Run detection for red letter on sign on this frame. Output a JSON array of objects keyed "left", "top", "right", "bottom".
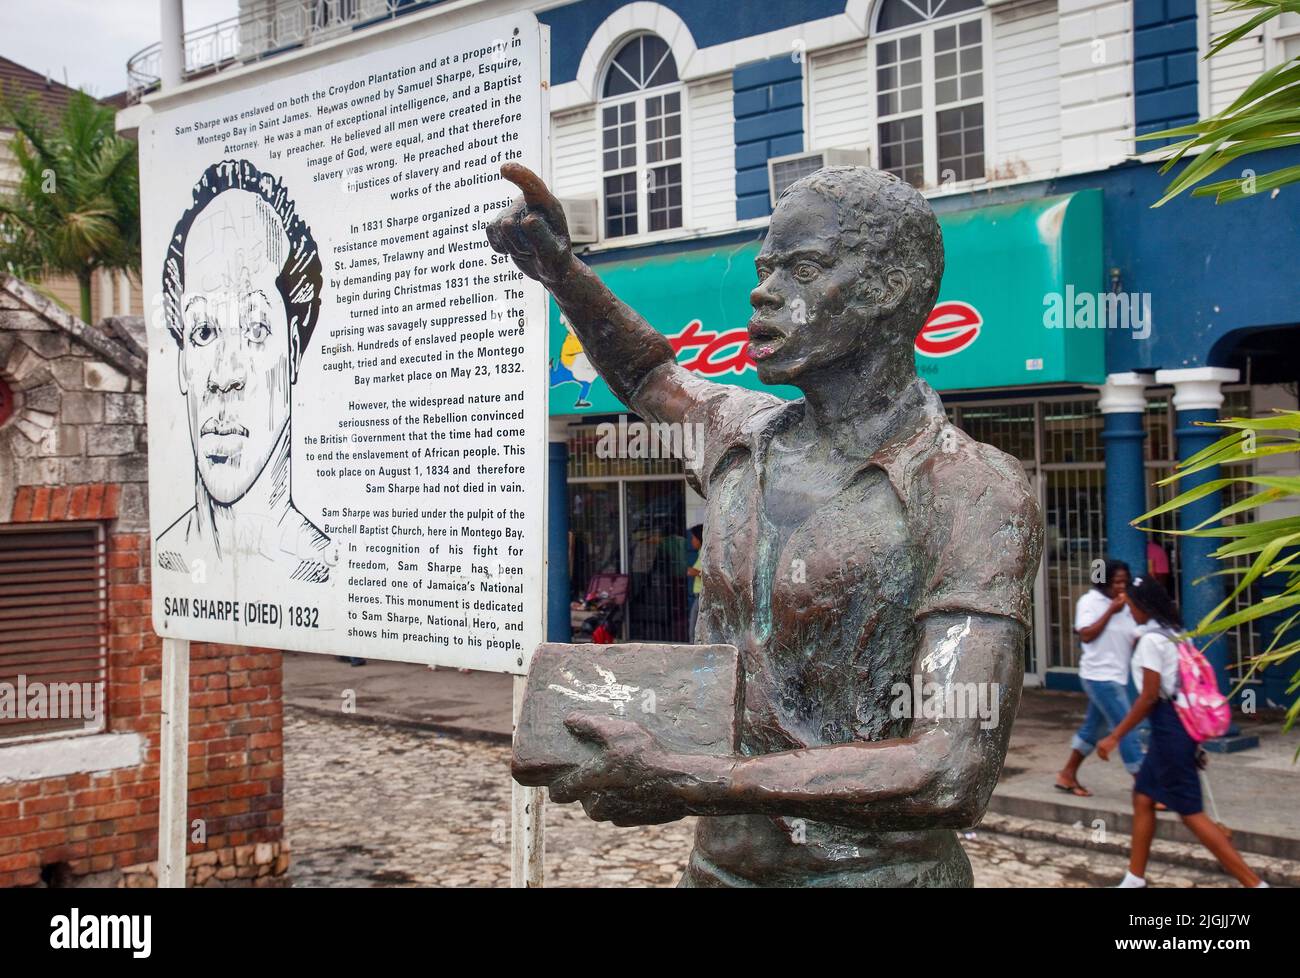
[
  {"left": 671, "top": 320, "right": 756, "bottom": 376},
  {"left": 915, "top": 301, "right": 982, "bottom": 358}
]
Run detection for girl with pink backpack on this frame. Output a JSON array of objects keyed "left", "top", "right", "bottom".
[{"left": 1097, "top": 575, "right": 1267, "bottom": 888}]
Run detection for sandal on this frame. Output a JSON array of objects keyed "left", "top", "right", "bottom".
[{"left": 1054, "top": 780, "right": 1092, "bottom": 798}]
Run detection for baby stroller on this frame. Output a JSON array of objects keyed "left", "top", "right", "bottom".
[{"left": 571, "top": 573, "right": 629, "bottom": 644}]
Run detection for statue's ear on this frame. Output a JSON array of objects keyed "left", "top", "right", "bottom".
[{"left": 881, "top": 267, "right": 911, "bottom": 312}]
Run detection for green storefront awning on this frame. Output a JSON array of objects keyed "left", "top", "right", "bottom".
[{"left": 548, "top": 189, "right": 1105, "bottom": 415}]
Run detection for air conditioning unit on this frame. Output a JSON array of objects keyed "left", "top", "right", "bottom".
[
  {"left": 559, "top": 196, "right": 599, "bottom": 244},
  {"left": 768, "top": 148, "right": 872, "bottom": 207}
]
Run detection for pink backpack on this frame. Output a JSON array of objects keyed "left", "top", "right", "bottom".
[{"left": 1172, "top": 637, "right": 1231, "bottom": 742}]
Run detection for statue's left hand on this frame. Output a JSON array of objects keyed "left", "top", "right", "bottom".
[{"left": 548, "top": 713, "right": 691, "bottom": 825}]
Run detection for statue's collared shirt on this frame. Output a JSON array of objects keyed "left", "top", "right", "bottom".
[{"left": 645, "top": 370, "right": 1040, "bottom": 885}]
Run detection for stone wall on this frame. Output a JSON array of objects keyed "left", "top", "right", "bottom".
[{"left": 0, "top": 279, "right": 288, "bottom": 887}]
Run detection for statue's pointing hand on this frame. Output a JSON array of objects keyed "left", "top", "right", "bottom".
[{"left": 486, "top": 163, "right": 572, "bottom": 288}]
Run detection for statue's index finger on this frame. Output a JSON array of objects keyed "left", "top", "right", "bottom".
[{"left": 500, "top": 162, "right": 558, "bottom": 210}]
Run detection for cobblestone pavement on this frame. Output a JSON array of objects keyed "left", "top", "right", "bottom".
[{"left": 284, "top": 707, "right": 1257, "bottom": 888}]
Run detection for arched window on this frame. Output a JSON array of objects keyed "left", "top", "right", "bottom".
[
  {"left": 873, "top": 0, "right": 986, "bottom": 188},
  {"left": 600, "top": 34, "right": 683, "bottom": 238}
]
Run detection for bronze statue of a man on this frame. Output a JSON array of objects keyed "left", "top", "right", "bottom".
[{"left": 488, "top": 162, "right": 1043, "bottom": 887}]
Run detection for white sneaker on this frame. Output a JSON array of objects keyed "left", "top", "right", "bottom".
[{"left": 1115, "top": 871, "right": 1147, "bottom": 888}]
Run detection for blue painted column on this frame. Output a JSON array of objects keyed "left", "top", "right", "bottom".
[
  {"left": 547, "top": 424, "right": 571, "bottom": 644},
  {"left": 732, "top": 56, "right": 805, "bottom": 220},
  {"left": 1099, "top": 372, "right": 1153, "bottom": 575},
  {"left": 1133, "top": 0, "right": 1201, "bottom": 144},
  {"left": 1155, "top": 367, "right": 1240, "bottom": 692}
]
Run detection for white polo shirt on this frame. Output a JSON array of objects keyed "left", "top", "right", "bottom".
[
  {"left": 1074, "top": 588, "right": 1138, "bottom": 684},
  {"left": 1132, "top": 626, "right": 1181, "bottom": 698}
]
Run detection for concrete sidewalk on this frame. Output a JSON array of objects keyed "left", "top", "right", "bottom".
[
  {"left": 992, "top": 689, "right": 1300, "bottom": 860},
  {"left": 283, "top": 653, "right": 1300, "bottom": 859}
]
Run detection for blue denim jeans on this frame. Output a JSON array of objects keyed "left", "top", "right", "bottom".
[{"left": 1072, "top": 678, "right": 1147, "bottom": 774}]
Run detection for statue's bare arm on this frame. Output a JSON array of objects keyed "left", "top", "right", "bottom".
[
  {"left": 485, "top": 163, "right": 700, "bottom": 423},
  {"left": 554, "top": 612, "right": 1024, "bottom": 831}
]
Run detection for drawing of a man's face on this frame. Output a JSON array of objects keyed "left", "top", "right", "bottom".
[{"left": 178, "top": 190, "right": 295, "bottom": 504}]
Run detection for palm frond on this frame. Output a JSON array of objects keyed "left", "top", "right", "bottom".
[{"left": 0, "top": 87, "right": 140, "bottom": 294}]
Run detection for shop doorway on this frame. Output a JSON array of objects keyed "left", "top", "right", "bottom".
[
  {"left": 625, "top": 481, "right": 691, "bottom": 642},
  {"left": 947, "top": 395, "right": 1107, "bottom": 685},
  {"left": 565, "top": 422, "right": 697, "bottom": 643}
]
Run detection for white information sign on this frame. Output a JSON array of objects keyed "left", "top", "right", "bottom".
[{"left": 140, "top": 13, "right": 549, "bottom": 673}]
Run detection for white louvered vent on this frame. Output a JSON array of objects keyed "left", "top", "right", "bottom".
[{"left": 559, "top": 197, "right": 599, "bottom": 243}]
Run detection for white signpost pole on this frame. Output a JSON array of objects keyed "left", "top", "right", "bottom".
[
  {"left": 511, "top": 675, "right": 545, "bottom": 887},
  {"left": 509, "top": 23, "right": 550, "bottom": 890},
  {"left": 158, "top": 637, "right": 190, "bottom": 888}
]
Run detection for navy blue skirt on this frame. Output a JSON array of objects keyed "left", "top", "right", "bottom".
[{"left": 1134, "top": 699, "right": 1203, "bottom": 815}]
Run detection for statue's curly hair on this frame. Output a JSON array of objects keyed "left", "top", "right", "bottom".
[
  {"left": 162, "top": 159, "right": 322, "bottom": 368},
  {"left": 777, "top": 165, "right": 944, "bottom": 345}
]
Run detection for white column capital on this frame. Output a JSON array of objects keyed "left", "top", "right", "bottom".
[
  {"left": 1096, "top": 371, "right": 1154, "bottom": 414},
  {"left": 1154, "top": 367, "right": 1240, "bottom": 412}
]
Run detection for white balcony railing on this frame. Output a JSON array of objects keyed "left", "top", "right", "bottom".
[{"left": 126, "top": 1, "right": 423, "bottom": 103}]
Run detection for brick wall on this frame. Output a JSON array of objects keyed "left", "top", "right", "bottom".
[
  {"left": 107, "top": 533, "right": 288, "bottom": 888},
  {"left": 0, "top": 534, "right": 287, "bottom": 886},
  {"left": 0, "top": 279, "right": 288, "bottom": 887}
]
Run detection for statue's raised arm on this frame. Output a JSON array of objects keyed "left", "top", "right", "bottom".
[{"left": 486, "top": 163, "right": 700, "bottom": 425}]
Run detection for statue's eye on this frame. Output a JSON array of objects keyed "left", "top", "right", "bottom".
[
  {"left": 188, "top": 320, "right": 217, "bottom": 347},
  {"left": 794, "top": 262, "right": 821, "bottom": 283},
  {"left": 756, "top": 267, "right": 771, "bottom": 282},
  {"left": 245, "top": 320, "right": 272, "bottom": 344}
]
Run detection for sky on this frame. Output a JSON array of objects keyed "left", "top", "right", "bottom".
[{"left": 4, "top": 0, "right": 238, "bottom": 98}]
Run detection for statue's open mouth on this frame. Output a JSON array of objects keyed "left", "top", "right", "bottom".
[{"left": 747, "top": 321, "right": 786, "bottom": 360}]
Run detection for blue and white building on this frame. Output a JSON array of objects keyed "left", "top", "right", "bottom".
[{"left": 124, "top": 0, "right": 1300, "bottom": 705}]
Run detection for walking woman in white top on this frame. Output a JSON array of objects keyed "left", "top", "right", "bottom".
[
  {"left": 1055, "top": 559, "right": 1144, "bottom": 797},
  {"left": 1098, "top": 576, "right": 1266, "bottom": 888}
]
